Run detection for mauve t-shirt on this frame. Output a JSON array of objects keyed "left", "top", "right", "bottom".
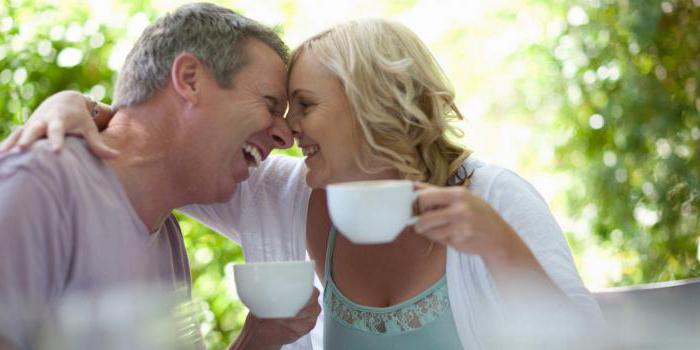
[{"left": 0, "top": 138, "right": 191, "bottom": 348}]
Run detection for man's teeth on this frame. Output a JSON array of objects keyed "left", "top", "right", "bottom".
[
  {"left": 242, "top": 144, "right": 262, "bottom": 166},
  {"left": 302, "top": 145, "right": 319, "bottom": 157}
]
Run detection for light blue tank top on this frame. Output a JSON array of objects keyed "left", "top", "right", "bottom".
[{"left": 323, "top": 226, "right": 463, "bottom": 349}]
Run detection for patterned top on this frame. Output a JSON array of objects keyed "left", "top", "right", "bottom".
[{"left": 322, "top": 226, "right": 462, "bottom": 349}]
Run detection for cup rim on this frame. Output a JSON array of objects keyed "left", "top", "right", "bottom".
[
  {"left": 233, "top": 260, "right": 314, "bottom": 268},
  {"left": 326, "top": 179, "right": 412, "bottom": 191}
]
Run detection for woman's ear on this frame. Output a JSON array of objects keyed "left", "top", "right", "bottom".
[{"left": 171, "top": 52, "right": 203, "bottom": 105}]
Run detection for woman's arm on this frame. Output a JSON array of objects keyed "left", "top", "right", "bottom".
[
  {"left": 413, "top": 174, "right": 597, "bottom": 319},
  {"left": 0, "top": 91, "right": 117, "bottom": 158}
]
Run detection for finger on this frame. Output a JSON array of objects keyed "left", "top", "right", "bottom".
[
  {"left": 297, "top": 288, "right": 320, "bottom": 309},
  {"left": 47, "top": 119, "right": 66, "bottom": 152},
  {"left": 414, "top": 208, "right": 452, "bottom": 234},
  {"left": 309, "top": 288, "right": 320, "bottom": 302},
  {"left": 306, "top": 289, "right": 321, "bottom": 309},
  {"left": 17, "top": 121, "right": 48, "bottom": 150},
  {"left": 413, "top": 181, "right": 433, "bottom": 191},
  {"left": 282, "top": 317, "right": 318, "bottom": 335},
  {"left": 418, "top": 225, "right": 454, "bottom": 243},
  {"left": 0, "top": 127, "right": 23, "bottom": 152},
  {"left": 295, "top": 299, "right": 321, "bottom": 319},
  {"left": 417, "top": 187, "right": 468, "bottom": 213},
  {"left": 304, "top": 300, "right": 322, "bottom": 319},
  {"left": 84, "top": 127, "right": 119, "bottom": 159}
]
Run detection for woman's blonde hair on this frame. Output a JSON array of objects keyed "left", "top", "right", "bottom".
[{"left": 290, "top": 19, "right": 471, "bottom": 186}]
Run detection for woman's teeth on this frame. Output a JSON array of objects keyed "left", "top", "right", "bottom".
[
  {"left": 242, "top": 143, "right": 262, "bottom": 167},
  {"left": 302, "top": 145, "right": 319, "bottom": 157}
]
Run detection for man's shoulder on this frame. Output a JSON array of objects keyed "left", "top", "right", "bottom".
[
  {"left": 0, "top": 137, "right": 108, "bottom": 184},
  {"left": 0, "top": 137, "right": 122, "bottom": 210}
]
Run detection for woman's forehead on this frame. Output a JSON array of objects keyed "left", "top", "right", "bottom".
[{"left": 289, "top": 55, "right": 340, "bottom": 92}]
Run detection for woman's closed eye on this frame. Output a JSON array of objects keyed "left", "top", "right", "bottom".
[
  {"left": 299, "top": 100, "right": 313, "bottom": 109},
  {"left": 296, "top": 99, "right": 317, "bottom": 115}
]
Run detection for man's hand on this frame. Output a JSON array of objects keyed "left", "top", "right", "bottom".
[
  {"left": 230, "top": 288, "right": 321, "bottom": 350},
  {"left": 0, "top": 91, "right": 117, "bottom": 158}
]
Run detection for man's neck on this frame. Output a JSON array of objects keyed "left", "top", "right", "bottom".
[{"left": 101, "top": 104, "right": 183, "bottom": 233}]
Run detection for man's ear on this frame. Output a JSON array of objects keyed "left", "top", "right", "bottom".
[{"left": 171, "top": 52, "right": 204, "bottom": 105}]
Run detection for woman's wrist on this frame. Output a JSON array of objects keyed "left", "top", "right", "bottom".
[{"left": 229, "top": 314, "right": 281, "bottom": 350}]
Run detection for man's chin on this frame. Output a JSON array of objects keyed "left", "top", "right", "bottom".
[
  {"left": 213, "top": 181, "right": 243, "bottom": 204},
  {"left": 233, "top": 168, "right": 250, "bottom": 183}
]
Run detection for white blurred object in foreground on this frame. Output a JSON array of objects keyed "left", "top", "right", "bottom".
[{"left": 35, "top": 284, "right": 204, "bottom": 350}]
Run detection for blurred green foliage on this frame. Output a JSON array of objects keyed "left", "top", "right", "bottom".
[{"left": 520, "top": 0, "right": 700, "bottom": 284}]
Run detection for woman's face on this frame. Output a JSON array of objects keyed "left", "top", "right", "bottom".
[{"left": 286, "top": 52, "right": 376, "bottom": 189}]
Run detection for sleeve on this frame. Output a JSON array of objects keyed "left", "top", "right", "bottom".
[
  {"left": 178, "top": 155, "right": 307, "bottom": 244},
  {"left": 0, "top": 169, "right": 71, "bottom": 348},
  {"left": 178, "top": 156, "right": 268, "bottom": 242},
  {"left": 178, "top": 187, "right": 247, "bottom": 242},
  {"left": 485, "top": 169, "right": 603, "bottom": 320}
]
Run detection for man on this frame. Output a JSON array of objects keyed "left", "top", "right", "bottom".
[{"left": 0, "top": 3, "right": 318, "bottom": 349}]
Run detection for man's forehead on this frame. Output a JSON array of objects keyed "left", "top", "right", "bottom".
[
  {"left": 238, "top": 66, "right": 287, "bottom": 97},
  {"left": 265, "top": 75, "right": 288, "bottom": 101},
  {"left": 234, "top": 41, "right": 288, "bottom": 101}
]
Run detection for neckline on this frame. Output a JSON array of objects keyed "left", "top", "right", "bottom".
[
  {"left": 327, "top": 272, "right": 447, "bottom": 313},
  {"left": 324, "top": 225, "right": 448, "bottom": 312}
]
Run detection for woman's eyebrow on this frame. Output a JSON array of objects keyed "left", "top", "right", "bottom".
[{"left": 290, "top": 88, "right": 313, "bottom": 99}]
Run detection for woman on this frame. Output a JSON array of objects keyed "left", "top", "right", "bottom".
[{"left": 2, "top": 19, "right": 601, "bottom": 349}]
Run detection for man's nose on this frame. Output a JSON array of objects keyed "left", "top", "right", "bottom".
[{"left": 268, "top": 116, "right": 293, "bottom": 149}]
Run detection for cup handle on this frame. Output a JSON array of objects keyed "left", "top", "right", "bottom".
[
  {"left": 407, "top": 190, "right": 420, "bottom": 226},
  {"left": 406, "top": 216, "right": 419, "bottom": 226}
]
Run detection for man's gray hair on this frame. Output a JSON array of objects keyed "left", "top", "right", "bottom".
[{"left": 113, "top": 2, "right": 288, "bottom": 109}]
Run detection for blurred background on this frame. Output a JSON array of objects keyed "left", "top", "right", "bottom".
[{"left": 1, "top": 0, "right": 698, "bottom": 348}]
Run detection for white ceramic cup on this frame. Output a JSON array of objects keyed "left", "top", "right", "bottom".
[
  {"left": 326, "top": 179, "right": 418, "bottom": 244},
  {"left": 233, "top": 261, "right": 314, "bottom": 318}
]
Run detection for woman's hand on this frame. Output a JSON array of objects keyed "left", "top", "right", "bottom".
[
  {"left": 413, "top": 182, "right": 574, "bottom": 310},
  {"left": 230, "top": 288, "right": 321, "bottom": 350},
  {"left": 0, "top": 91, "right": 117, "bottom": 158},
  {"left": 413, "top": 182, "right": 519, "bottom": 259}
]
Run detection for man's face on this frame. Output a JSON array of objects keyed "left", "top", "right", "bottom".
[{"left": 185, "top": 39, "right": 288, "bottom": 203}]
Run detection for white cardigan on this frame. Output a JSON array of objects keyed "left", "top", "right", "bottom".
[{"left": 182, "top": 155, "right": 602, "bottom": 349}]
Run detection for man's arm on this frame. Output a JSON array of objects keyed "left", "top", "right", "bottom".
[{"left": 0, "top": 166, "right": 70, "bottom": 348}]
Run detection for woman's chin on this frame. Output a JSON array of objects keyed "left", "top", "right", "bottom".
[{"left": 304, "top": 171, "right": 327, "bottom": 190}]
